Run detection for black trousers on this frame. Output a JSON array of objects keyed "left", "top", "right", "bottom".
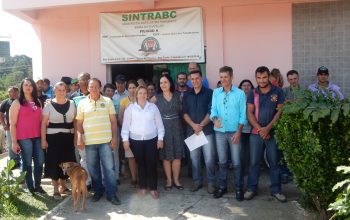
[{"left": 130, "top": 137, "right": 158, "bottom": 190}]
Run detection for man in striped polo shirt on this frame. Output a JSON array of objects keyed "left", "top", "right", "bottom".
[{"left": 76, "top": 78, "right": 120, "bottom": 205}]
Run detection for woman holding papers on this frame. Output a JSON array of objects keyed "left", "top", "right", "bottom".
[
  {"left": 151, "top": 74, "right": 184, "bottom": 191},
  {"left": 121, "top": 86, "right": 164, "bottom": 199}
]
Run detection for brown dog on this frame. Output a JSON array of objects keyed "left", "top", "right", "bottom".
[{"left": 60, "top": 162, "right": 88, "bottom": 212}]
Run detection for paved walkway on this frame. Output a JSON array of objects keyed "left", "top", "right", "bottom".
[{"left": 0, "top": 152, "right": 316, "bottom": 220}]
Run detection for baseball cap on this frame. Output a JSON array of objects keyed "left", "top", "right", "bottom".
[
  {"left": 71, "top": 78, "right": 78, "bottom": 84},
  {"left": 317, "top": 66, "right": 329, "bottom": 75},
  {"left": 115, "top": 74, "right": 126, "bottom": 83}
]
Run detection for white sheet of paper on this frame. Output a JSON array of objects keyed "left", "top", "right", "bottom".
[{"left": 184, "top": 131, "right": 208, "bottom": 151}]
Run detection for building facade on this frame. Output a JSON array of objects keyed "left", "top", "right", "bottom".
[{"left": 2, "top": 0, "right": 349, "bottom": 97}]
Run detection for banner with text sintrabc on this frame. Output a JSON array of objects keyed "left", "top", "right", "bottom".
[{"left": 100, "top": 7, "right": 204, "bottom": 64}]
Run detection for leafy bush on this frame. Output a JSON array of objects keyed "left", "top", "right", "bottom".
[
  {"left": 0, "top": 160, "right": 26, "bottom": 217},
  {"left": 328, "top": 160, "right": 350, "bottom": 220},
  {"left": 275, "top": 90, "right": 350, "bottom": 220}
]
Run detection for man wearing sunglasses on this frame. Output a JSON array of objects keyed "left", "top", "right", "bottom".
[{"left": 308, "top": 66, "right": 344, "bottom": 100}]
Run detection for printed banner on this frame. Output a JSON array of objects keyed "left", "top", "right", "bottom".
[{"left": 100, "top": 7, "right": 204, "bottom": 64}]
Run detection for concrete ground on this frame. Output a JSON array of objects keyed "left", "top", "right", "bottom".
[{"left": 0, "top": 152, "right": 316, "bottom": 220}]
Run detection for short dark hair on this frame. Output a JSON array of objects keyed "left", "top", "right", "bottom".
[
  {"left": 103, "top": 83, "right": 116, "bottom": 92},
  {"left": 177, "top": 72, "right": 187, "bottom": 79},
  {"left": 88, "top": 78, "right": 102, "bottom": 88},
  {"left": 8, "top": 86, "right": 19, "bottom": 92},
  {"left": 146, "top": 82, "right": 156, "bottom": 88},
  {"left": 286, "top": 70, "right": 299, "bottom": 77},
  {"left": 188, "top": 62, "right": 201, "bottom": 72},
  {"left": 219, "top": 66, "right": 233, "bottom": 77},
  {"left": 43, "top": 78, "right": 50, "bottom": 85},
  {"left": 159, "top": 74, "right": 175, "bottom": 93},
  {"left": 126, "top": 80, "right": 138, "bottom": 89},
  {"left": 189, "top": 70, "right": 202, "bottom": 77},
  {"left": 255, "top": 66, "right": 270, "bottom": 76},
  {"left": 238, "top": 79, "right": 254, "bottom": 89}
]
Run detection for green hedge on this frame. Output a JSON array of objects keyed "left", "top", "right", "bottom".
[{"left": 275, "top": 90, "right": 350, "bottom": 220}]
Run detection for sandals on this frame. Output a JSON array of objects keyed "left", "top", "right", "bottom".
[{"left": 173, "top": 184, "right": 184, "bottom": 190}]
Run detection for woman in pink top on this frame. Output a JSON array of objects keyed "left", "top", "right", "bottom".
[{"left": 9, "top": 78, "right": 45, "bottom": 194}]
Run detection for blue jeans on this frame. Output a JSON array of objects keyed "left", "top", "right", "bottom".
[
  {"left": 6, "top": 131, "right": 20, "bottom": 164},
  {"left": 247, "top": 134, "right": 281, "bottom": 194},
  {"left": 85, "top": 143, "right": 117, "bottom": 199},
  {"left": 18, "top": 138, "right": 44, "bottom": 190},
  {"left": 190, "top": 134, "right": 216, "bottom": 185},
  {"left": 215, "top": 131, "right": 243, "bottom": 191}
]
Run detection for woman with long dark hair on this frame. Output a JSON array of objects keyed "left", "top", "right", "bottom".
[
  {"left": 9, "top": 78, "right": 45, "bottom": 194},
  {"left": 151, "top": 74, "right": 184, "bottom": 190}
]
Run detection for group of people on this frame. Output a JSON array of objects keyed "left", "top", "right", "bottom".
[{"left": 0, "top": 62, "right": 344, "bottom": 206}]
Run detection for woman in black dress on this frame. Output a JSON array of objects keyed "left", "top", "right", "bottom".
[{"left": 41, "top": 82, "right": 76, "bottom": 199}]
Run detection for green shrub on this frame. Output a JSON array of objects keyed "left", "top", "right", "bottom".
[
  {"left": 275, "top": 90, "right": 350, "bottom": 220},
  {"left": 328, "top": 159, "right": 350, "bottom": 220},
  {"left": 0, "top": 160, "right": 26, "bottom": 217}
]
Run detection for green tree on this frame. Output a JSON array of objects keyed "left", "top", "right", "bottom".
[{"left": 0, "top": 55, "right": 32, "bottom": 95}]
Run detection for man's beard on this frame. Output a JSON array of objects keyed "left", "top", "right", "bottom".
[{"left": 259, "top": 83, "right": 269, "bottom": 88}]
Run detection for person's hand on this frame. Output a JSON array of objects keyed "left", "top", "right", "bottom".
[
  {"left": 214, "top": 117, "right": 222, "bottom": 128},
  {"left": 231, "top": 131, "right": 241, "bottom": 144},
  {"left": 258, "top": 127, "right": 271, "bottom": 140},
  {"left": 44, "top": 98, "right": 52, "bottom": 106},
  {"left": 123, "top": 141, "right": 130, "bottom": 151},
  {"left": 192, "top": 124, "right": 203, "bottom": 135},
  {"left": 12, "top": 142, "right": 21, "bottom": 154},
  {"left": 41, "top": 139, "right": 48, "bottom": 149},
  {"left": 77, "top": 137, "right": 85, "bottom": 150},
  {"left": 110, "top": 137, "right": 117, "bottom": 149},
  {"left": 157, "top": 140, "right": 164, "bottom": 149}
]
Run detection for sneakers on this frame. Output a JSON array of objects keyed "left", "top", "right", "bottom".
[
  {"left": 244, "top": 191, "right": 256, "bottom": 200},
  {"left": 207, "top": 183, "right": 216, "bottom": 194},
  {"left": 272, "top": 193, "right": 287, "bottom": 203},
  {"left": 107, "top": 196, "right": 121, "bottom": 205},
  {"left": 190, "top": 182, "right": 203, "bottom": 192}
]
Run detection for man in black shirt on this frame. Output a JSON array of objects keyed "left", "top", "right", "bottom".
[
  {"left": 36, "top": 79, "right": 48, "bottom": 107},
  {"left": 0, "top": 86, "right": 20, "bottom": 167},
  {"left": 183, "top": 70, "right": 216, "bottom": 194}
]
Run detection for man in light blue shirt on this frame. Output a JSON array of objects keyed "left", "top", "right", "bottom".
[{"left": 210, "top": 66, "right": 246, "bottom": 201}]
